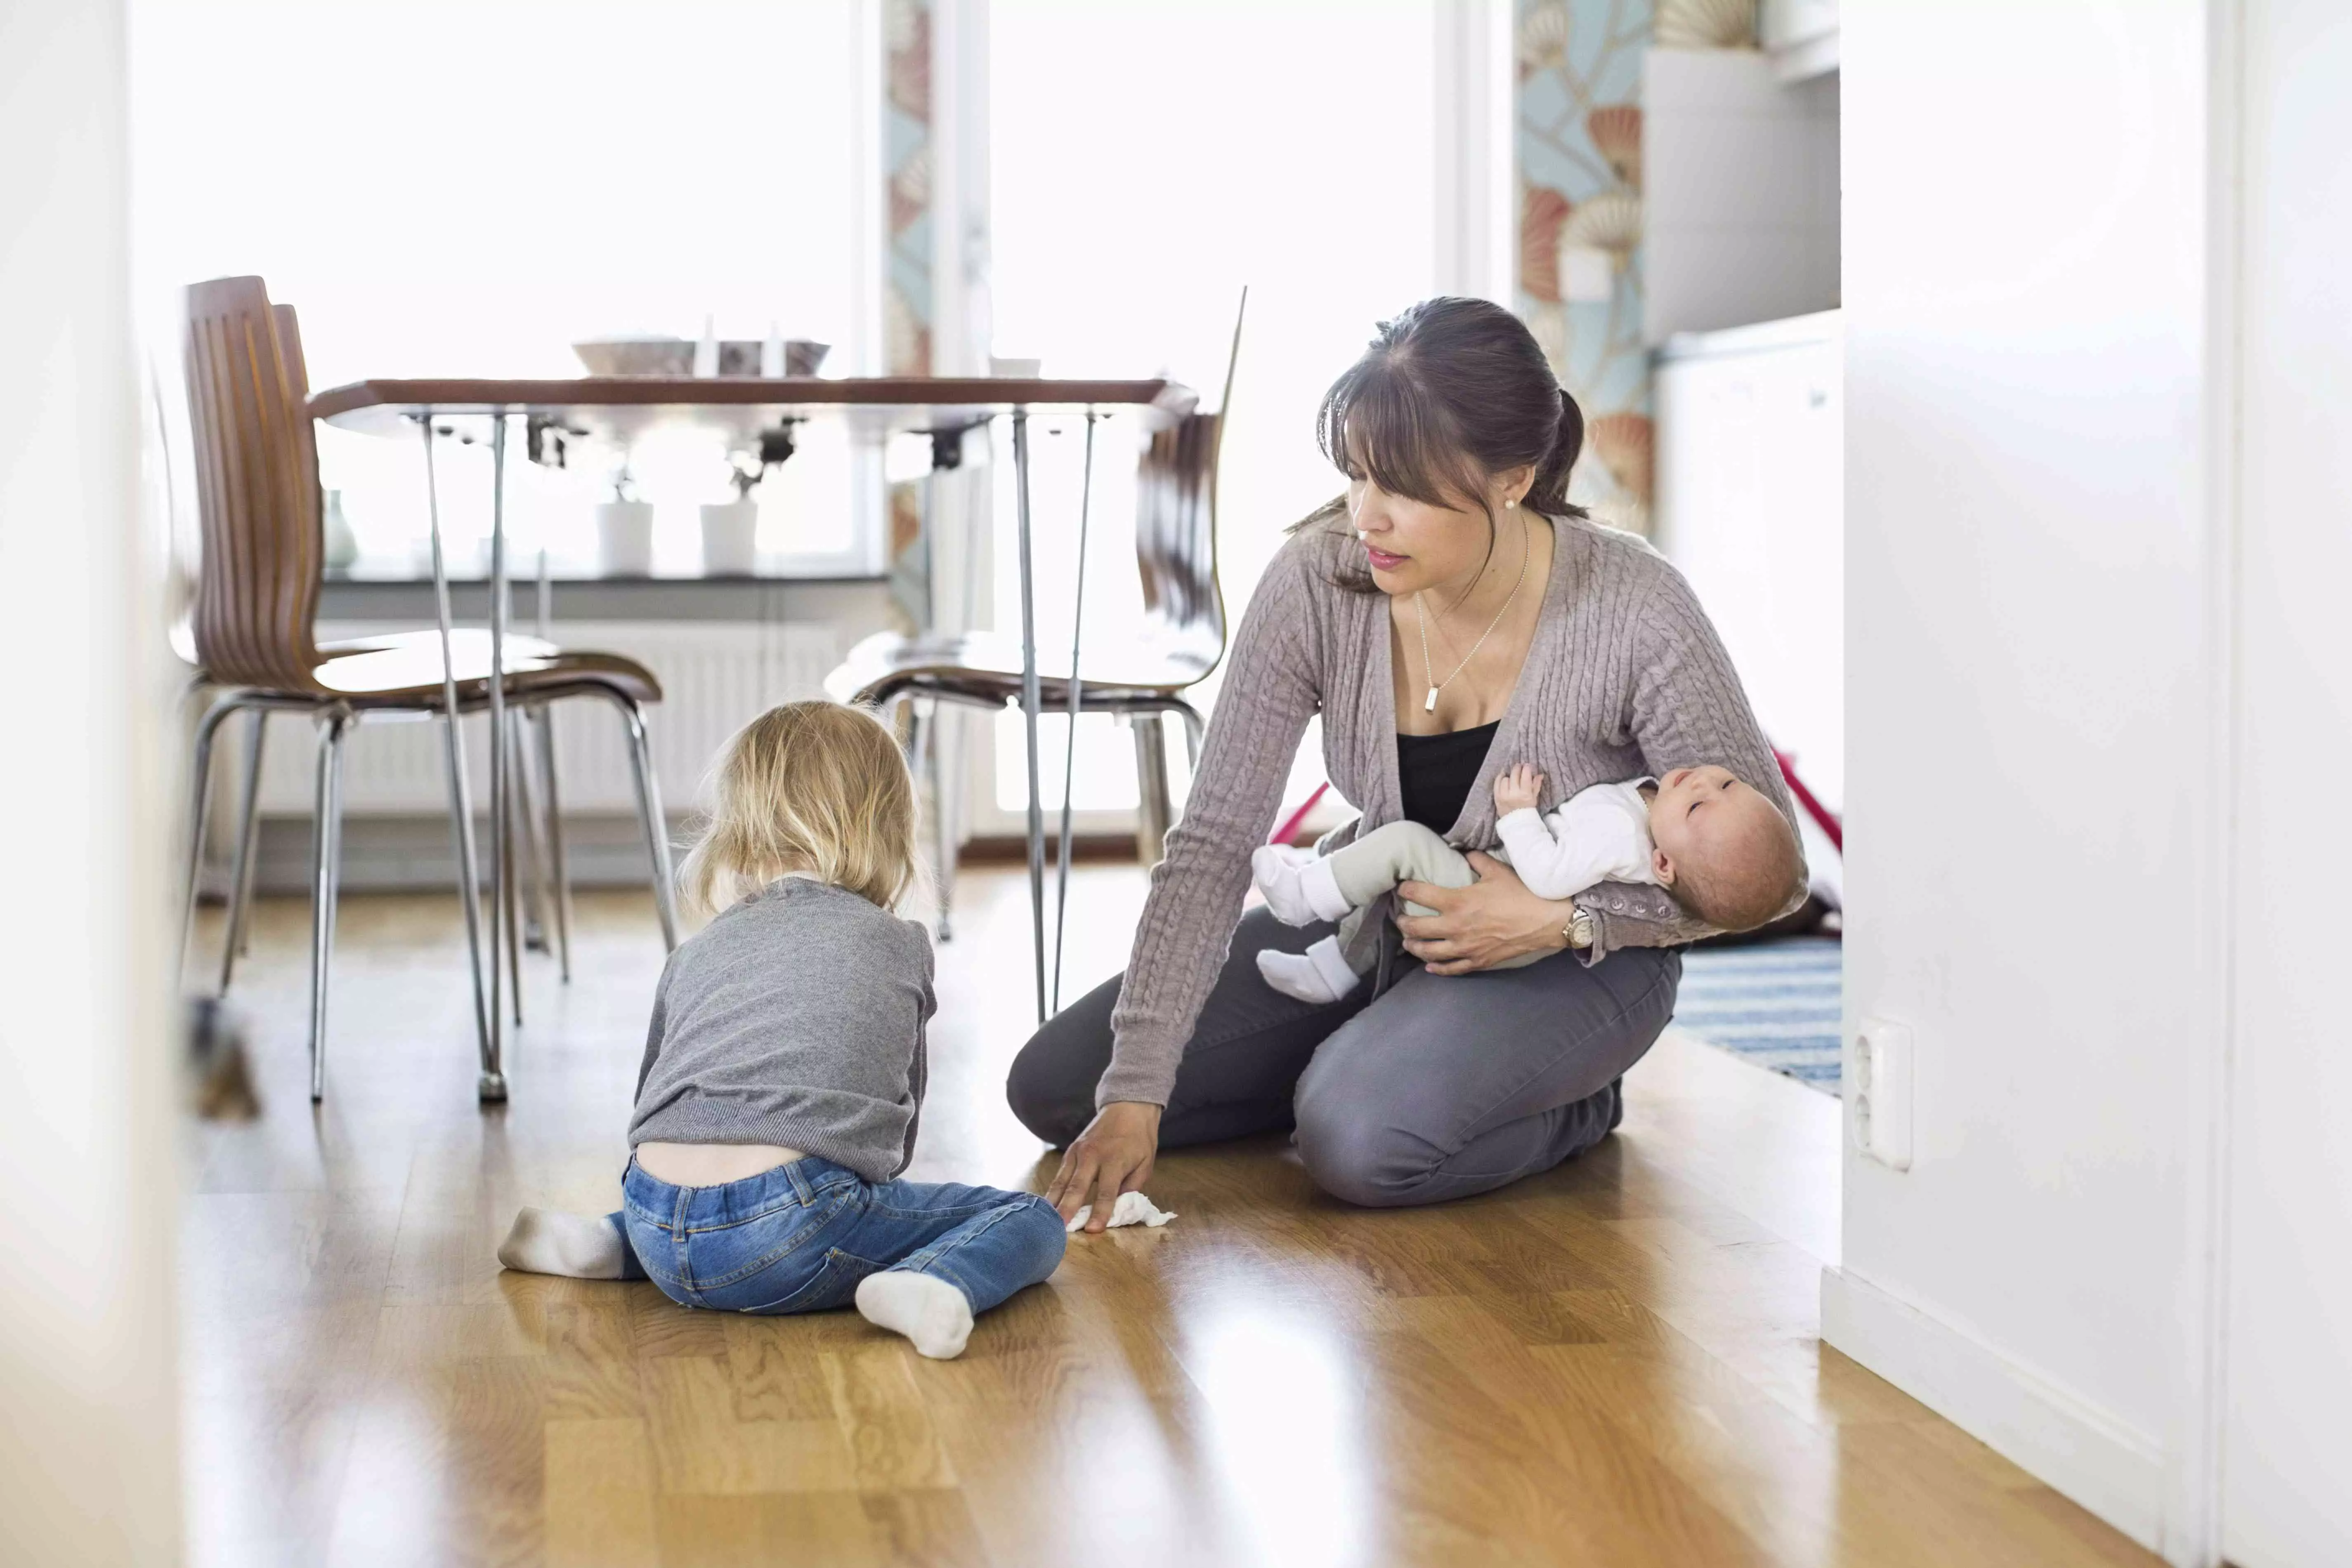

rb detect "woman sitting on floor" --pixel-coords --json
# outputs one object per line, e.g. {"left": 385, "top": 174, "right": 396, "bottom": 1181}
{"left": 1010, "top": 296, "right": 1807, "bottom": 1229}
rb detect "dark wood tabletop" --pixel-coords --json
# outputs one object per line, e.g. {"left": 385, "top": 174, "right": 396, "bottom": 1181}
{"left": 309, "top": 375, "right": 1198, "bottom": 442}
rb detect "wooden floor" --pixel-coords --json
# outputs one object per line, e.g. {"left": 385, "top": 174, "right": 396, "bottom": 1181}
{"left": 182, "top": 868, "right": 2156, "bottom": 1568}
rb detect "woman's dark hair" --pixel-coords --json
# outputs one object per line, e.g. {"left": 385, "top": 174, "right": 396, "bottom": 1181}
{"left": 1296, "top": 296, "right": 1586, "bottom": 589}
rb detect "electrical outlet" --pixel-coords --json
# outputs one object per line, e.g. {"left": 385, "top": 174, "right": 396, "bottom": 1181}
{"left": 1851, "top": 1016, "right": 1914, "bottom": 1170}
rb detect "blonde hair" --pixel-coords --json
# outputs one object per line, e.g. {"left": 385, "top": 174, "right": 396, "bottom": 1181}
{"left": 677, "top": 701, "right": 919, "bottom": 915}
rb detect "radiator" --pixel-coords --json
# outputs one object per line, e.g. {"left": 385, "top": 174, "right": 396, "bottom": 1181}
{"left": 252, "top": 620, "right": 857, "bottom": 818}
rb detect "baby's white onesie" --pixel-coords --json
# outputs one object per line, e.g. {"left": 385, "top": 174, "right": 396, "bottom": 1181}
{"left": 1490, "top": 778, "right": 1662, "bottom": 901}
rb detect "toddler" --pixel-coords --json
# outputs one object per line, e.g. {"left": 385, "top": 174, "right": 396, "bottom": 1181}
{"left": 1251, "top": 762, "right": 1802, "bottom": 1002}
{"left": 497, "top": 700, "right": 1065, "bottom": 1360}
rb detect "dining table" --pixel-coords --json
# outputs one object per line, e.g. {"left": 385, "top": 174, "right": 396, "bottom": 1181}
{"left": 310, "top": 374, "right": 1198, "bottom": 1099}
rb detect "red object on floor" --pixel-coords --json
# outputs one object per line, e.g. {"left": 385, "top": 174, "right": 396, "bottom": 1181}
{"left": 1269, "top": 781, "right": 1332, "bottom": 846}
{"left": 1774, "top": 749, "right": 1843, "bottom": 852}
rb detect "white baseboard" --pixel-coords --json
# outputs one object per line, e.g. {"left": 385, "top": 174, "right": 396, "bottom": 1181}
{"left": 1819, "top": 1266, "right": 2167, "bottom": 1553}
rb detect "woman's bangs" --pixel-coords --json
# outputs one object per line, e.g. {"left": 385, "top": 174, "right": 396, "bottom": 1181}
{"left": 1318, "top": 361, "right": 1481, "bottom": 511}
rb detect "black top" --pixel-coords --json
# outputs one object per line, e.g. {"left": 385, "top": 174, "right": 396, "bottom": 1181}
{"left": 1395, "top": 721, "right": 1500, "bottom": 833}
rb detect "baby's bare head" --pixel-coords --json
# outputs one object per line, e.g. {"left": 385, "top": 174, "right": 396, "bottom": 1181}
{"left": 1646, "top": 766, "right": 1804, "bottom": 933}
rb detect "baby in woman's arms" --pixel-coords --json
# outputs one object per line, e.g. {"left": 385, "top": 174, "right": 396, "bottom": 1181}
{"left": 1250, "top": 762, "right": 1802, "bottom": 1002}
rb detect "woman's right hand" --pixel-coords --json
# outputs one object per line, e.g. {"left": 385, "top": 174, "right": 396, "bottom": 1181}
{"left": 1045, "top": 1100, "right": 1163, "bottom": 1233}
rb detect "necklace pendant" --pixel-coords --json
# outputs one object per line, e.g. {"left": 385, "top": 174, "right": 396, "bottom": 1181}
{"left": 1424, "top": 687, "right": 1439, "bottom": 714}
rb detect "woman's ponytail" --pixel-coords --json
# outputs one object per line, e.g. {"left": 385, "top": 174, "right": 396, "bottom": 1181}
{"left": 1525, "top": 387, "right": 1586, "bottom": 517}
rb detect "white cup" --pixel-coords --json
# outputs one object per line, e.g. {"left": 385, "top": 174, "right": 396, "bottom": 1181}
{"left": 596, "top": 500, "right": 656, "bottom": 577}
{"left": 699, "top": 500, "right": 761, "bottom": 576}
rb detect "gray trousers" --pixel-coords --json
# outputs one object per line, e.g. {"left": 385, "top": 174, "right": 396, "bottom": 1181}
{"left": 1006, "top": 907, "right": 1681, "bottom": 1208}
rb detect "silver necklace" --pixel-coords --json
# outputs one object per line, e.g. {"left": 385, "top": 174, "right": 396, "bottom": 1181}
{"left": 1413, "top": 526, "right": 1530, "bottom": 714}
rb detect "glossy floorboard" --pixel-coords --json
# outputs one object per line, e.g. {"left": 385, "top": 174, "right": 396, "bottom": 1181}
{"left": 182, "top": 870, "right": 2156, "bottom": 1568}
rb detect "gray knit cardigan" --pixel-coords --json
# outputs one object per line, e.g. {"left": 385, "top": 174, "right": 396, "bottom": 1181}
{"left": 1095, "top": 510, "right": 1804, "bottom": 1109}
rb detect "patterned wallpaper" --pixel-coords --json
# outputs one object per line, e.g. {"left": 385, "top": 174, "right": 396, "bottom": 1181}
{"left": 884, "top": 0, "right": 934, "bottom": 625}
{"left": 1515, "top": 0, "right": 1655, "bottom": 532}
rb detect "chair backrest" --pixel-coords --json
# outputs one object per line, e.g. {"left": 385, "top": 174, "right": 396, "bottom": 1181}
{"left": 183, "top": 275, "right": 325, "bottom": 691}
{"left": 1133, "top": 288, "right": 1246, "bottom": 679}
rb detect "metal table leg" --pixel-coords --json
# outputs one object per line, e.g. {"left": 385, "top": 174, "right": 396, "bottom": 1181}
{"left": 1011, "top": 410, "right": 1046, "bottom": 1023}
{"left": 482, "top": 411, "right": 510, "bottom": 1101}
{"left": 1051, "top": 413, "right": 1097, "bottom": 1014}
{"left": 420, "top": 417, "right": 494, "bottom": 1077}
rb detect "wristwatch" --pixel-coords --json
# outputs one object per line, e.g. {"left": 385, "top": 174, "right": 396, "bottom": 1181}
{"left": 1564, "top": 906, "right": 1596, "bottom": 950}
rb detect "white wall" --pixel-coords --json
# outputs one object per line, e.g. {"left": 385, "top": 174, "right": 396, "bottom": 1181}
{"left": 1825, "top": 0, "right": 2222, "bottom": 1555}
{"left": 1653, "top": 311, "right": 1844, "bottom": 811}
{"left": 0, "top": 2, "right": 180, "bottom": 1564}
{"left": 1643, "top": 49, "right": 1840, "bottom": 345}
{"left": 2220, "top": 5, "right": 2352, "bottom": 1564}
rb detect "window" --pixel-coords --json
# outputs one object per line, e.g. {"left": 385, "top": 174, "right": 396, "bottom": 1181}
{"left": 987, "top": 0, "right": 1438, "bottom": 813}
{"left": 130, "top": 0, "right": 870, "bottom": 576}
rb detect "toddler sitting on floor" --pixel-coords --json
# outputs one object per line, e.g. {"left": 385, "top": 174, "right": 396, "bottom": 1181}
{"left": 496, "top": 700, "right": 1065, "bottom": 1360}
{"left": 1251, "top": 762, "right": 1801, "bottom": 1002}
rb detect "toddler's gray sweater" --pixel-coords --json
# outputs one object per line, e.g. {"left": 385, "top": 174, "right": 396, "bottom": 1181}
{"left": 628, "top": 877, "right": 934, "bottom": 1183}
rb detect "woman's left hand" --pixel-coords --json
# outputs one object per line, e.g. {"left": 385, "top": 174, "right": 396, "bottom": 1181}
{"left": 1397, "top": 852, "right": 1576, "bottom": 975}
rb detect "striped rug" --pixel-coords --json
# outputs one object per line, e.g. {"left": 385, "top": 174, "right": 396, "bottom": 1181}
{"left": 1671, "top": 936, "right": 1844, "bottom": 1094}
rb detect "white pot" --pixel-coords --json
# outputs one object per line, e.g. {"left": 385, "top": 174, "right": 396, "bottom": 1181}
{"left": 700, "top": 500, "right": 761, "bottom": 576}
{"left": 596, "top": 500, "right": 656, "bottom": 576}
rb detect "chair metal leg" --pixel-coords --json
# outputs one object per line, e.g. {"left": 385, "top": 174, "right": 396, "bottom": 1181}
{"left": 501, "top": 748, "right": 524, "bottom": 1028}
{"left": 618, "top": 698, "right": 680, "bottom": 952}
{"left": 928, "top": 704, "right": 958, "bottom": 943}
{"left": 307, "top": 709, "right": 352, "bottom": 1103}
{"left": 509, "top": 708, "right": 550, "bottom": 956}
{"left": 1176, "top": 702, "right": 1204, "bottom": 770}
{"left": 903, "top": 696, "right": 934, "bottom": 913}
{"left": 532, "top": 706, "right": 574, "bottom": 982}
{"left": 1133, "top": 712, "right": 1173, "bottom": 868}
{"left": 218, "top": 708, "right": 268, "bottom": 995}
{"left": 231, "top": 757, "right": 264, "bottom": 961}
{"left": 179, "top": 694, "right": 242, "bottom": 983}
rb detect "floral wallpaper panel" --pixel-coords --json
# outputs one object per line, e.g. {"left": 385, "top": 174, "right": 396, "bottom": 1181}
{"left": 885, "top": 0, "right": 933, "bottom": 626}
{"left": 1516, "top": 0, "right": 1654, "bottom": 532}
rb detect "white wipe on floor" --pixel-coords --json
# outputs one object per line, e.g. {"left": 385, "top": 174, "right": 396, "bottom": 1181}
{"left": 1065, "top": 1191, "right": 1178, "bottom": 1233}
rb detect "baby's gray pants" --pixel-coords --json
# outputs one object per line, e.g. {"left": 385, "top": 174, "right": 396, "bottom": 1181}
{"left": 1324, "top": 820, "right": 1544, "bottom": 972}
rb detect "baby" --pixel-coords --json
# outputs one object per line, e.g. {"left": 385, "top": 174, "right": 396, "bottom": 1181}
{"left": 1251, "top": 763, "right": 1802, "bottom": 1002}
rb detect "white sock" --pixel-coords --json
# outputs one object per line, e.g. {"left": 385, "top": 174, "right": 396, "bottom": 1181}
{"left": 1251, "top": 843, "right": 1323, "bottom": 925}
{"left": 496, "top": 1207, "right": 624, "bottom": 1280}
{"left": 1256, "top": 935, "right": 1363, "bottom": 1003}
{"left": 855, "top": 1271, "right": 975, "bottom": 1360}
{"left": 1298, "top": 858, "right": 1354, "bottom": 922}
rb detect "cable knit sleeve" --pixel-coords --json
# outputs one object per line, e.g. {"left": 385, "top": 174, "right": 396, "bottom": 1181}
{"left": 1577, "top": 556, "right": 1809, "bottom": 958}
{"left": 1096, "top": 538, "right": 1324, "bottom": 1108}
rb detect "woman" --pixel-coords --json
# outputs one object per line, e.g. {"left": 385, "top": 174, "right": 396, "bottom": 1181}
{"left": 1009, "top": 297, "right": 1804, "bottom": 1230}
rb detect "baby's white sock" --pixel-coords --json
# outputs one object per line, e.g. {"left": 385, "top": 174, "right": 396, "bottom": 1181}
{"left": 1255, "top": 934, "right": 1363, "bottom": 1004}
{"left": 496, "top": 1207, "right": 625, "bottom": 1280}
{"left": 855, "top": 1271, "right": 975, "bottom": 1360}
{"left": 1252, "top": 844, "right": 1353, "bottom": 926}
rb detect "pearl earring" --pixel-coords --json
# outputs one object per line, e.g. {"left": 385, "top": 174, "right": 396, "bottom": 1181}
{"left": 1506, "top": 499, "right": 1518, "bottom": 510}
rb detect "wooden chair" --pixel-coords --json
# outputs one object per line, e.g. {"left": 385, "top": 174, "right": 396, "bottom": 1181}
{"left": 176, "top": 275, "right": 678, "bottom": 1102}
{"left": 825, "top": 292, "right": 1244, "bottom": 954}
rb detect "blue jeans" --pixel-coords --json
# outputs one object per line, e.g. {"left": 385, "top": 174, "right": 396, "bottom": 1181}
{"left": 607, "top": 1155, "right": 1067, "bottom": 1316}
